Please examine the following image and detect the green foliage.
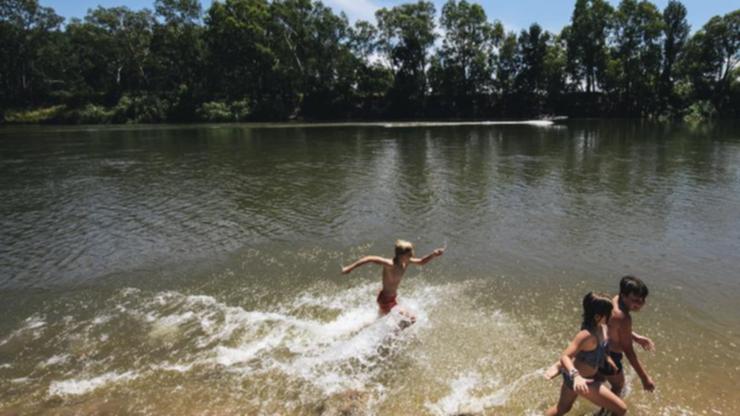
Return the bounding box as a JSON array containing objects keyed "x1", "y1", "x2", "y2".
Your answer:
[
  {"x1": 429, "y1": 0, "x2": 498, "y2": 116},
  {"x1": 608, "y1": 0, "x2": 664, "y2": 116},
  {"x1": 515, "y1": 24, "x2": 552, "y2": 114},
  {"x1": 0, "y1": 0, "x2": 64, "y2": 107},
  {"x1": 679, "y1": 10, "x2": 739, "y2": 115},
  {"x1": 112, "y1": 94, "x2": 169, "y2": 123},
  {"x1": 196, "y1": 101, "x2": 232, "y2": 122},
  {"x1": 71, "y1": 104, "x2": 115, "y2": 124},
  {"x1": 660, "y1": 1, "x2": 690, "y2": 111},
  {"x1": 4, "y1": 105, "x2": 66, "y2": 123},
  {"x1": 495, "y1": 32, "x2": 519, "y2": 108},
  {"x1": 683, "y1": 100, "x2": 718, "y2": 124},
  {"x1": 566, "y1": 0, "x2": 614, "y2": 93},
  {"x1": 196, "y1": 100, "x2": 251, "y2": 122},
  {"x1": 1, "y1": 0, "x2": 738, "y2": 122},
  {"x1": 376, "y1": 1, "x2": 437, "y2": 117}
]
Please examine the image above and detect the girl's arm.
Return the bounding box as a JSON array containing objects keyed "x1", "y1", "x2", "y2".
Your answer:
[
  {"x1": 410, "y1": 248, "x2": 445, "y2": 265},
  {"x1": 341, "y1": 256, "x2": 392, "y2": 274},
  {"x1": 560, "y1": 330, "x2": 591, "y2": 394}
]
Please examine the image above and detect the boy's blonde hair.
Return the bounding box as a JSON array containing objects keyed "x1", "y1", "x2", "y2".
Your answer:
[{"x1": 394, "y1": 240, "x2": 414, "y2": 262}]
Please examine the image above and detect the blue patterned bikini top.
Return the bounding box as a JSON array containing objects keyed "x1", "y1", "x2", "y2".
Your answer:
[{"x1": 576, "y1": 337, "x2": 608, "y2": 368}]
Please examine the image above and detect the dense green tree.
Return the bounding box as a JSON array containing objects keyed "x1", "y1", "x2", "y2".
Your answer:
[
  {"x1": 150, "y1": 0, "x2": 205, "y2": 119},
  {"x1": 680, "y1": 11, "x2": 740, "y2": 114},
  {"x1": 269, "y1": 0, "x2": 355, "y2": 119},
  {"x1": 494, "y1": 32, "x2": 519, "y2": 115},
  {"x1": 429, "y1": 0, "x2": 499, "y2": 116},
  {"x1": 566, "y1": 0, "x2": 614, "y2": 93},
  {"x1": 660, "y1": 0, "x2": 689, "y2": 110},
  {"x1": 515, "y1": 23, "x2": 551, "y2": 114},
  {"x1": 0, "y1": 0, "x2": 63, "y2": 107},
  {"x1": 542, "y1": 33, "x2": 568, "y2": 108},
  {"x1": 84, "y1": 7, "x2": 156, "y2": 94},
  {"x1": 348, "y1": 20, "x2": 393, "y2": 110},
  {"x1": 375, "y1": 1, "x2": 436, "y2": 117},
  {"x1": 608, "y1": 0, "x2": 663, "y2": 115},
  {"x1": 204, "y1": 0, "x2": 276, "y2": 116}
]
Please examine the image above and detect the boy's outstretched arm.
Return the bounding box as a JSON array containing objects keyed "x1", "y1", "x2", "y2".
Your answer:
[
  {"x1": 632, "y1": 331, "x2": 655, "y2": 352},
  {"x1": 619, "y1": 317, "x2": 655, "y2": 391},
  {"x1": 410, "y1": 248, "x2": 445, "y2": 265},
  {"x1": 341, "y1": 256, "x2": 392, "y2": 274}
]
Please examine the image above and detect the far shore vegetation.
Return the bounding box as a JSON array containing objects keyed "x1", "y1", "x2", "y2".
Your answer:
[{"x1": 1, "y1": 0, "x2": 738, "y2": 125}]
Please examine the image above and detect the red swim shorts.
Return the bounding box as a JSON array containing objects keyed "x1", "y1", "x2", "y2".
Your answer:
[{"x1": 377, "y1": 290, "x2": 398, "y2": 314}]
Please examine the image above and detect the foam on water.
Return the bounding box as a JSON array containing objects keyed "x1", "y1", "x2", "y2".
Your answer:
[
  {"x1": 204, "y1": 282, "x2": 440, "y2": 394},
  {"x1": 10, "y1": 377, "x2": 30, "y2": 384},
  {"x1": 0, "y1": 314, "x2": 46, "y2": 346},
  {"x1": 34, "y1": 281, "x2": 439, "y2": 400},
  {"x1": 425, "y1": 371, "x2": 502, "y2": 415},
  {"x1": 655, "y1": 405, "x2": 699, "y2": 416},
  {"x1": 1, "y1": 280, "x2": 503, "y2": 413},
  {"x1": 38, "y1": 354, "x2": 70, "y2": 368},
  {"x1": 48, "y1": 371, "x2": 139, "y2": 397}
]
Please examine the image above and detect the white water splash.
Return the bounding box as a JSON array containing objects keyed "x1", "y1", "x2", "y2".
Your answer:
[
  {"x1": 38, "y1": 354, "x2": 71, "y2": 368},
  {"x1": 48, "y1": 371, "x2": 139, "y2": 397}
]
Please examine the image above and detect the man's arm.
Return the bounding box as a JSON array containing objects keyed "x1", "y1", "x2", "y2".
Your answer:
[
  {"x1": 341, "y1": 256, "x2": 392, "y2": 274},
  {"x1": 632, "y1": 331, "x2": 655, "y2": 352},
  {"x1": 410, "y1": 248, "x2": 444, "y2": 265},
  {"x1": 619, "y1": 317, "x2": 655, "y2": 391}
]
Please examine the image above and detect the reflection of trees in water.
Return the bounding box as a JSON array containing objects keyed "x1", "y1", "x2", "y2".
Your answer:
[{"x1": 546, "y1": 120, "x2": 738, "y2": 254}]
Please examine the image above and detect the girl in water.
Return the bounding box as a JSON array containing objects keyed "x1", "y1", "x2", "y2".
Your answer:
[{"x1": 546, "y1": 292, "x2": 627, "y2": 416}]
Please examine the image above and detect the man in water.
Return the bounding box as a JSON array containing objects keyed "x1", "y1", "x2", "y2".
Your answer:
[
  {"x1": 341, "y1": 240, "x2": 444, "y2": 324},
  {"x1": 599, "y1": 275, "x2": 656, "y2": 396}
]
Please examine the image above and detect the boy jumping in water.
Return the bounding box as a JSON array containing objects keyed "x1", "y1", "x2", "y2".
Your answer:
[{"x1": 341, "y1": 240, "x2": 444, "y2": 324}]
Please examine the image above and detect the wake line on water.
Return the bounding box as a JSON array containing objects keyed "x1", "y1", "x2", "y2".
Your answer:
[{"x1": 246, "y1": 120, "x2": 557, "y2": 129}]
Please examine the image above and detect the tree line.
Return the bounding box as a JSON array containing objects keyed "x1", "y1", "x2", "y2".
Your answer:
[{"x1": 1, "y1": 0, "x2": 738, "y2": 123}]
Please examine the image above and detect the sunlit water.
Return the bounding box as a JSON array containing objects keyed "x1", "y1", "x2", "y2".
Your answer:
[{"x1": 1, "y1": 121, "x2": 739, "y2": 415}]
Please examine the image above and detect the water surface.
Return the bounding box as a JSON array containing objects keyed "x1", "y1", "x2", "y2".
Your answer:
[{"x1": 1, "y1": 121, "x2": 739, "y2": 415}]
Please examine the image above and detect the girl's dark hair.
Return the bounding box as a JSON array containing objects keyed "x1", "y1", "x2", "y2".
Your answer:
[{"x1": 581, "y1": 292, "x2": 613, "y2": 330}]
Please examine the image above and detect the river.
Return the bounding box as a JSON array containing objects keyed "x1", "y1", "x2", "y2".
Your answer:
[{"x1": 1, "y1": 120, "x2": 738, "y2": 415}]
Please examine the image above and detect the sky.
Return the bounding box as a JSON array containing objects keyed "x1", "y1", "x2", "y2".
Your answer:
[{"x1": 41, "y1": 0, "x2": 738, "y2": 34}]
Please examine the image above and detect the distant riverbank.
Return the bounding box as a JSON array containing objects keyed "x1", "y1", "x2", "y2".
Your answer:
[{"x1": 0, "y1": 99, "x2": 727, "y2": 126}]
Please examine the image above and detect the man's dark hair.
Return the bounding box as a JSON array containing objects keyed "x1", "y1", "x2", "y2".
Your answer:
[{"x1": 620, "y1": 275, "x2": 649, "y2": 298}]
